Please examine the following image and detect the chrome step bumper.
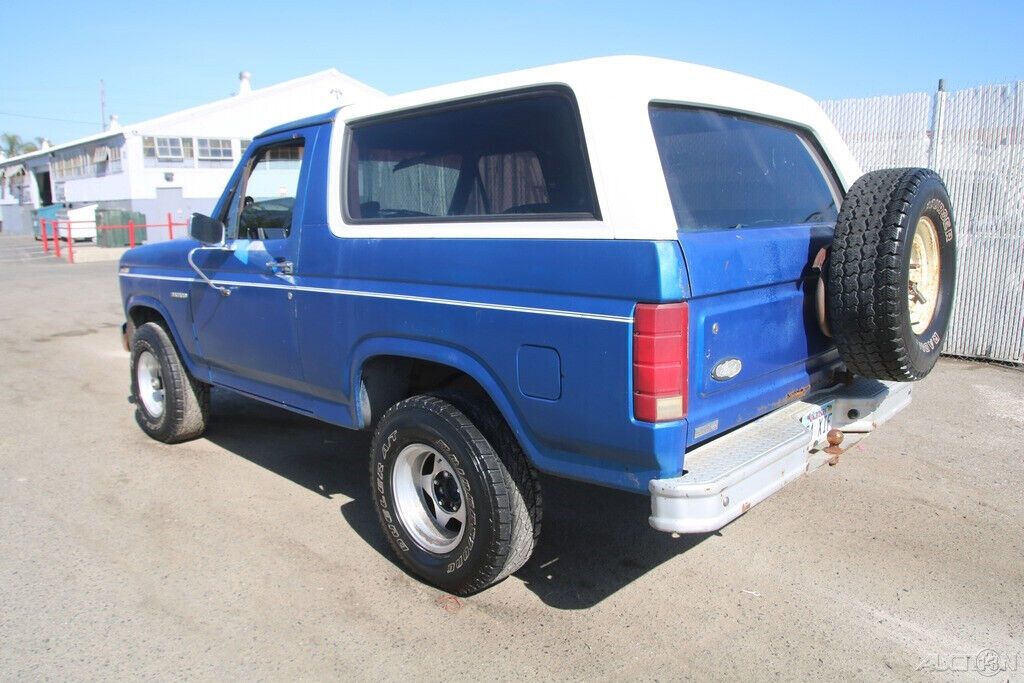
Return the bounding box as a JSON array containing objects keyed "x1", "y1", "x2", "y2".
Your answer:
[{"x1": 649, "y1": 379, "x2": 913, "y2": 533}]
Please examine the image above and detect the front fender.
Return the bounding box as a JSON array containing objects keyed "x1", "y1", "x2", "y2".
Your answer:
[{"x1": 125, "y1": 294, "x2": 208, "y2": 380}]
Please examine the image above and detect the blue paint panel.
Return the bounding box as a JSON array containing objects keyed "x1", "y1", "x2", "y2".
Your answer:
[
  {"x1": 679, "y1": 225, "x2": 842, "y2": 447},
  {"x1": 117, "y1": 120, "x2": 694, "y2": 492},
  {"x1": 120, "y1": 116, "x2": 840, "y2": 495},
  {"x1": 517, "y1": 345, "x2": 562, "y2": 400}
]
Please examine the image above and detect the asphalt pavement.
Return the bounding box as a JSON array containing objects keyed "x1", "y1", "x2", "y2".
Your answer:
[{"x1": 1, "y1": 236, "x2": 1021, "y2": 680}]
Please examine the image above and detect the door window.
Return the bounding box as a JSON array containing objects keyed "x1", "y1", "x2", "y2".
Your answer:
[{"x1": 231, "y1": 140, "x2": 305, "y2": 240}]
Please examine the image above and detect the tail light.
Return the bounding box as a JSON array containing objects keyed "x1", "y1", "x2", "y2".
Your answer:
[{"x1": 633, "y1": 302, "x2": 688, "y2": 422}]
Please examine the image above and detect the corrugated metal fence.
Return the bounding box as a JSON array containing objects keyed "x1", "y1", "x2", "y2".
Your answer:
[{"x1": 821, "y1": 82, "x2": 1024, "y2": 364}]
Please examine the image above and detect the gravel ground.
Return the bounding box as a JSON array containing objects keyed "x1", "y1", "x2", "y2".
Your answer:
[{"x1": 1, "y1": 239, "x2": 1022, "y2": 680}]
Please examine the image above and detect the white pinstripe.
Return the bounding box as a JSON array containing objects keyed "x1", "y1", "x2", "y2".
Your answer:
[{"x1": 119, "y1": 272, "x2": 633, "y2": 323}]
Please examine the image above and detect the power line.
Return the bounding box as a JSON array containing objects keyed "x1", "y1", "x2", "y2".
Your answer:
[{"x1": 0, "y1": 110, "x2": 99, "y2": 126}]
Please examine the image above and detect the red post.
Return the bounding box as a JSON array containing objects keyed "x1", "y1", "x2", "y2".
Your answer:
[
  {"x1": 40, "y1": 218, "x2": 50, "y2": 253},
  {"x1": 66, "y1": 221, "x2": 74, "y2": 264},
  {"x1": 128, "y1": 220, "x2": 136, "y2": 249},
  {"x1": 52, "y1": 221, "x2": 61, "y2": 259},
  {"x1": 167, "y1": 212, "x2": 174, "y2": 241}
]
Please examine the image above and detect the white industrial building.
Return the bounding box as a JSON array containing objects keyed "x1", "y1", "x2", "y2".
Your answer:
[{"x1": 0, "y1": 69, "x2": 382, "y2": 239}]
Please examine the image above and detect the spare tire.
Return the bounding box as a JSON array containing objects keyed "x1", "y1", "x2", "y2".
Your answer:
[{"x1": 828, "y1": 168, "x2": 956, "y2": 381}]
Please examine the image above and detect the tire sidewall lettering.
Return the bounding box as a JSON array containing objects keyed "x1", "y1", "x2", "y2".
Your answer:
[
  {"x1": 370, "y1": 405, "x2": 490, "y2": 584},
  {"x1": 924, "y1": 197, "x2": 954, "y2": 242},
  {"x1": 903, "y1": 183, "x2": 956, "y2": 370}
]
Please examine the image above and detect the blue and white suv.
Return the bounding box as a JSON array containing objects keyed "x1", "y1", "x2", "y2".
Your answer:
[{"x1": 119, "y1": 57, "x2": 957, "y2": 594}]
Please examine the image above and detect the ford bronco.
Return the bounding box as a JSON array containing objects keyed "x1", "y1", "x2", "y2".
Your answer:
[{"x1": 118, "y1": 57, "x2": 957, "y2": 595}]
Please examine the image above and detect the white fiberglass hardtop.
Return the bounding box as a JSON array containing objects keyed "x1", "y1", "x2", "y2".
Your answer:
[{"x1": 327, "y1": 56, "x2": 861, "y2": 241}]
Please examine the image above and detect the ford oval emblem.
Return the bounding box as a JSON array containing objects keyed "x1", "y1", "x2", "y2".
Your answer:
[{"x1": 712, "y1": 358, "x2": 742, "y2": 381}]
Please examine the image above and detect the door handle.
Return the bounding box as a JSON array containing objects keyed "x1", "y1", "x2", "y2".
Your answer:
[{"x1": 266, "y1": 258, "x2": 294, "y2": 276}]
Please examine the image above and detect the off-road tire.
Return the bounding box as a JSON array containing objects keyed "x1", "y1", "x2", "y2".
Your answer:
[
  {"x1": 369, "y1": 394, "x2": 540, "y2": 595},
  {"x1": 430, "y1": 390, "x2": 543, "y2": 582},
  {"x1": 828, "y1": 168, "x2": 956, "y2": 381},
  {"x1": 130, "y1": 322, "x2": 209, "y2": 443}
]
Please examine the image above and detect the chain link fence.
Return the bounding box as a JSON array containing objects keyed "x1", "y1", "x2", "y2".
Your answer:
[{"x1": 821, "y1": 82, "x2": 1024, "y2": 366}]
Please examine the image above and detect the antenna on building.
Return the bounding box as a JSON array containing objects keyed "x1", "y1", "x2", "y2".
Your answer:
[
  {"x1": 100, "y1": 79, "x2": 107, "y2": 131},
  {"x1": 238, "y1": 71, "x2": 252, "y2": 96}
]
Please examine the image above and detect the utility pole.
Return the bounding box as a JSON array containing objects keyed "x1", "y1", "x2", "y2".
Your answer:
[
  {"x1": 928, "y1": 78, "x2": 947, "y2": 170},
  {"x1": 100, "y1": 79, "x2": 107, "y2": 131}
]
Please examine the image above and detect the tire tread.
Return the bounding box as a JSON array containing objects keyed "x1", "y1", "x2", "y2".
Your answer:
[{"x1": 828, "y1": 167, "x2": 948, "y2": 381}]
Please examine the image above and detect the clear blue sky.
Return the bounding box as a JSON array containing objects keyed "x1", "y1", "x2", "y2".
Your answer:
[{"x1": 2, "y1": 0, "x2": 1022, "y2": 145}]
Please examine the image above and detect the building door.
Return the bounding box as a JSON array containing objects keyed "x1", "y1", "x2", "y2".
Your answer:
[
  {"x1": 34, "y1": 171, "x2": 52, "y2": 206},
  {"x1": 152, "y1": 188, "x2": 207, "y2": 241}
]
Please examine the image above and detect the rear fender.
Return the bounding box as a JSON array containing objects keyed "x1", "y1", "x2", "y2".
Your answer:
[{"x1": 350, "y1": 337, "x2": 534, "y2": 460}]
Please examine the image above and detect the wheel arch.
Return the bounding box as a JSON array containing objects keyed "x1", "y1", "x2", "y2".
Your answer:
[
  {"x1": 350, "y1": 337, "x2": 536, "y2": 464},
  {"x1": 125, "y1": 296, "x2": 205, "y2": 379}
]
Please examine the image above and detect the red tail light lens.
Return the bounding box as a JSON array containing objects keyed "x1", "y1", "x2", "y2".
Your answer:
[{"x1": 633, "y1": 302, "x2": 688, "y2": 422}]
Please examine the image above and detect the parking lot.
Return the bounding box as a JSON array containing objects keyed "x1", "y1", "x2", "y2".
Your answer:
[{"x1": 1, "y1": 235, "x2": 1021, "y2": 680}]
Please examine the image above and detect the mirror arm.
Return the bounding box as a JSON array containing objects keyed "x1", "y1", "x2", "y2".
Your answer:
[{"x1": 187, "y1": 246, "x2": 232, "y2": 296}]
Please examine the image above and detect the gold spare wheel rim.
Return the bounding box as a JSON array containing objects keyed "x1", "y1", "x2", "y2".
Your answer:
[{"x1": 908, "y1": 216, "x2": 941, "y2": 334}]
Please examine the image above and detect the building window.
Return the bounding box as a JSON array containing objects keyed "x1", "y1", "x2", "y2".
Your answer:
[
  {"x1": 266, "y1": 145, "x2": 302, "y2": 161},
  {"x1": 197, "y1": 138, "x2": 232, "y2": 159},
  {"x1": 144, "y1": 136, "x2": 185, "y2": 160},
  {"x1": 240, "y1": 139, "x2": 251, "y2": 155},
  {"x1": 157, "y1": 137, "x2": 183, "y2": 159}
]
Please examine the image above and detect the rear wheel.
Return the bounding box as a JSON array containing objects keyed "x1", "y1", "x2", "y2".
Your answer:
[
  {"x1": 828, "y1": 168, "x2": 956, "y2": 381},
  {"x1": 369, "y1": 394, "x2": 540, "y2": 595}
]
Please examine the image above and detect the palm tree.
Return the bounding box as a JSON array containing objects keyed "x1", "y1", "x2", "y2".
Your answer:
[{"x1": 1, "y1": 133, "x2": 42, "y2": 157}]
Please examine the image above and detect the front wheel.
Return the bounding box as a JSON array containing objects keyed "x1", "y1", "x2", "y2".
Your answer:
[
  {"x1": 369, "y1": 395, "x2": 540, "y2": 595},
  {"x1": 130, "y1": 322, "x2": 209, "y2": 443}
]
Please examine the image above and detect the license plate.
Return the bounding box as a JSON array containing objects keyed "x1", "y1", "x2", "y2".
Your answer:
[{"x1": 801, "y1": 401, "x2": 834, "y2": 447}]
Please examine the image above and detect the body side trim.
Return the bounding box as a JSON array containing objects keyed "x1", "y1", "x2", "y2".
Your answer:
[{"x1": 119, "y1": 272, "x2": 633, "y2": 323}]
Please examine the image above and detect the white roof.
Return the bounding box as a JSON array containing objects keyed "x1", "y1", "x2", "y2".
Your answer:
[
  {"x1": 0, "y1": 68, "x2": 383, "y2": 167},
  {"x1": 344, "y1": 56, "x2": 856, "y2": 176},
  {"x1": 327, "y1": 56, "x2": 862, "y2": 241},
  {"x1": 129, "y1": 69, "x2": 382, "y2": 137}
]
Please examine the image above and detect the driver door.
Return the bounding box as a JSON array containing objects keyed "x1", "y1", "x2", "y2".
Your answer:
[{"x1": 189, "y1": 134, "x2": 309, "y2": 398}]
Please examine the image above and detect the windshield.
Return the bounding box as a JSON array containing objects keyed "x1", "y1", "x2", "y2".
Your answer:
[{"x1": 649, "y1": 105, "x2": 839, "y2": 231}]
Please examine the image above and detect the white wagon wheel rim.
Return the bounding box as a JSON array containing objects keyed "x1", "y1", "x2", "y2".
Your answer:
[
  {"x1": 908, "y1": 216, "x2": 941, "y2": 334},
  {"x1": 391, "y1": 443, "x2": 467, "y2": 554},
  {"x1": 136, "y1": 350, "x2": 165, "y2": 418}
]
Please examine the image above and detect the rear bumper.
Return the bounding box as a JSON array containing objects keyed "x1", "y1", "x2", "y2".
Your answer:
[{"x1": 649, "y1": 378, "x2": 912, "y2": 533}]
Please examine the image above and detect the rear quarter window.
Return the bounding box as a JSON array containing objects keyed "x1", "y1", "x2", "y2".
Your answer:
[
  {"x1": 649, "y1": 105, "x2": 840, "y2": 231},
  {"x1": 345, "y1": 89, "x2": 599, "y2": 223}
]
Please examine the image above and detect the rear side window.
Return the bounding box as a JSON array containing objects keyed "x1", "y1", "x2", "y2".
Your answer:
[
  {"x1": 649, "y1": 105, "x2": 839, "y2": 231},
  {"x1": 346, "y1": 89, "x2": 598, "y2": 222}
]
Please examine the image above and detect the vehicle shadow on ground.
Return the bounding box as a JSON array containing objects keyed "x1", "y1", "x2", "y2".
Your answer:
[{"x1": 202, "y1": 388, "x2": 711, "y2": 610}]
